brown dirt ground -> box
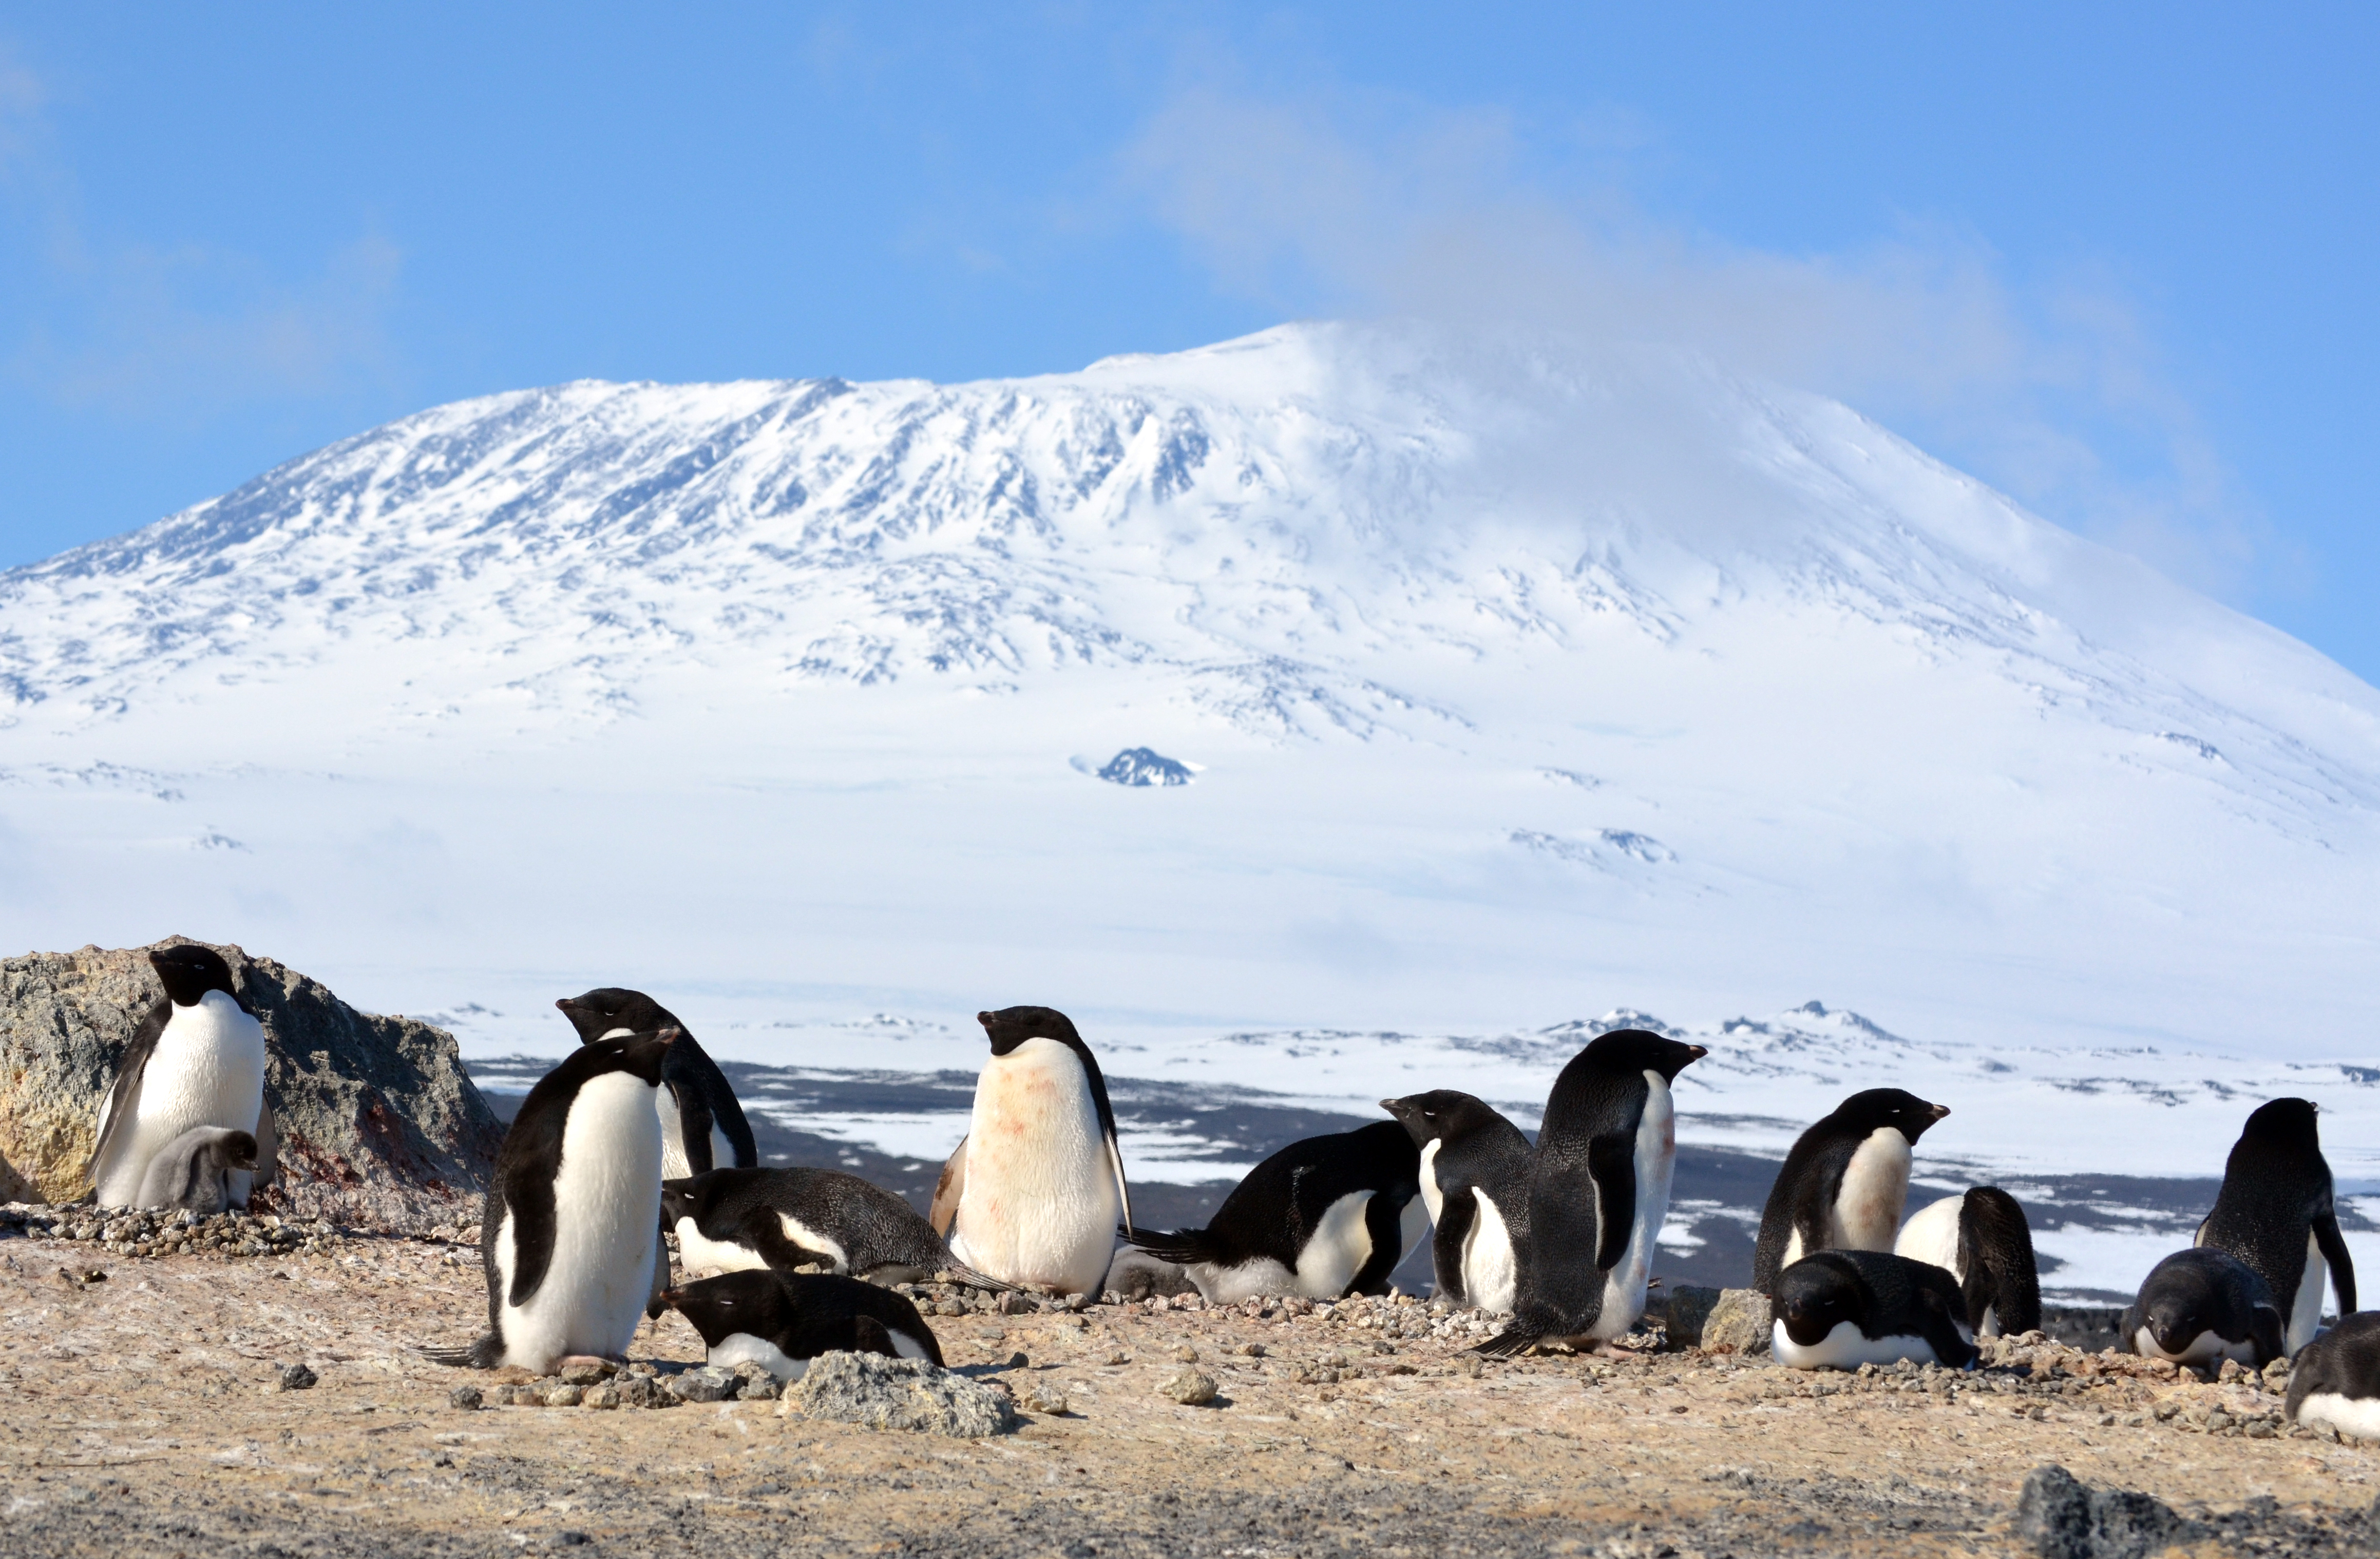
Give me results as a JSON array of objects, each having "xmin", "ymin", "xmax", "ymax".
[{"xmin": 1, "ymin": 1233, "xmax": 2374, "ymax": 1557}]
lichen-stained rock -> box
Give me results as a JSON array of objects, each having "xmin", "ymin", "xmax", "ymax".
[
  {"xmin": 1699, "ymin": 1288, "xmax": 1773, "ymax": 1355},
  {"xmin": 0, "ymin": 936, "xmax": 503, "ymax": 1229},
  {"xmin": 778, "ymin": 1351, "xmax": 1021, "ymax": 1437}
]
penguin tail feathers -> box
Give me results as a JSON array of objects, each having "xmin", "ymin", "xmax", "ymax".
[
  {"xmin": 945, "ymin": 1264, "xmax": 1022, "ymax": 1295},
  {"xmin": 1469, "ymin": 1327, "xmax": 1536, "ymax": 1359},
  {"xmin": 416, "ymin": 1335, "xmax": 504, "ymax": 1370},
  {"xmin": 1120, "ymin": 1227, "xmax": 1217, "ymax": 1267}
]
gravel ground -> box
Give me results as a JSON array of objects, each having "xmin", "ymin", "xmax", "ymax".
[{"xmin": 2, "ymin": 1231, "xmax": 2376, "ymax": 1557}]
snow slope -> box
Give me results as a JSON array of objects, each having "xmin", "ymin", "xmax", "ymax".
[{"xmin": 2, "ymin": 320, "xmax": 2375, "ymax": 1216}]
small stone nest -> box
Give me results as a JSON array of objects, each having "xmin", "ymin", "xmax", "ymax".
[
  {"xmin": 456, "ymin": 1352, "xmax": 1023, "ymax": 1437},
  {"xmin": 892, "ymin": 1277, "xmax": 1090, "ymax": 1317},
  {"xmin": 1, "ymin": 1202, "xmax": 341, "ymax": 1259}
]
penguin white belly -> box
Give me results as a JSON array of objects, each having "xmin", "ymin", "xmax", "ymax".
[
  {"xmin": 1187, "ymin": 1257, "xmax": 1298, "ymax": 1304},
  {"xmin": 1590, "ymin": 1071, "xmax": 1675, "ymax": 1341},
  {"xmin": 1463, "ymin": 1189, "xmax": 1520, "ymax": 1314},
  {"xmin": 948, "ymin": 1038, "xmax": 1119, "ymax": 1295},
  {"xmin": 2288, "ymin": 1232, "xmax": 2327, "ymax": 1354},
  {"xmin": 710, "ymin": 1333, "xmax": 809, "ymax": 1379},
  {"xmin": 1893, "ymin": 1195, "xmax": 1966, "ymax": 1277},
  {"xmin": 96, "ymin": 993, "xmax": 267, "ymax": 1208},
  {"xmin": 497, "ymin": 1072, "xmax": 663, "ymax": 1371},
  {"xmin": 1292, "ymin": 1190, "xmax": 1379, "ymax": 1298},
  {"xmin": 1416, "ymin": 1140, "xmax": 1445, "ymax": 1224},
  {"xmin": 781, "ymin": 1214, "xmax": 849, "ymax": 1273},
  {"xmin": 2294, "ymin": 1392, "xmax": 2380, "ymax": 1441},
  {"xmin": 674, "ymin": 1217, "xmax": 767, "ymax": 1276},
  {"xmin": 2131, "ymin": 1326, "xmax": 2256, "ymax": 1368},
  {"xmin": 1829, "ymin": 1129, "xmax": 1912, "ymax": 1252},
  {"xmin": 1774, "ymin": 1319, "xmax": 1949, "ymax": 1371}
]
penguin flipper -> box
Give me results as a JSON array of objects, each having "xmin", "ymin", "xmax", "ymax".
[
  {"xmin": 737, "ymin": 1207, "xmax": 840, "ymax": 1275},
  {"xmin": 644, "ymin": 1222, "xmax": 672, "ymax": 1320},
  {"xmin": 1344, "ymin": 1191, "xmax": 1408, "ymax": 1297},
  {"xmin": 88, "ymin": 996, "xmax": 168, "ymax": 1200},
  {"xmin": 1914, "ymin": 1287, "xmax": 1978, "ymax": 1370},
  {"xmin": 928, "ymin": 1137, "xmax": 967, "ymax": 1237},
  {"xmin": 1431, "ymin": 1190, "xmax": 1478, "ymax": 1307},
  {"xmin": 1104, "ymin": 1129, "xmax": 1134, "ymax": 1245},
  {"xmin": 250, "ymin": 1095, "xmax": 279, "ymax": 1195},
  {"xmin": 851, "ymin": 1315, "xmax": 899, "ymax": 1359},
  {"xmin": 1587, "ymin": 1132, "xmax": 1638, "ymax": 1272},
  {"xmin": 2250, "ymin": 1303, "xmax": 2287, "ymax": 1367},
  {"xmin": 2314, "ymin": 1210, "xmax": 2356, "ymax": 1316}
]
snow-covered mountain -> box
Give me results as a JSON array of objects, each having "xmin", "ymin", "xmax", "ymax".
[{"xmin": 3, "ymin": 321, "xmax": 2376, "ymax": 1209}]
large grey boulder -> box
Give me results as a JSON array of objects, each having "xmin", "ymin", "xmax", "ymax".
[
  {"xmin": 777, "ymin": 1351, "xmax": 1020, "ymax": 1437},
  {"xmin": 0, "ymin": 937, "xmax": 502, "ymax": 1230}
]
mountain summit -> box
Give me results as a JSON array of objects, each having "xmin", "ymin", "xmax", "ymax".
[{"xmin": 0, "ymin": 322, "xmax": 2373, "ymax": 1058}]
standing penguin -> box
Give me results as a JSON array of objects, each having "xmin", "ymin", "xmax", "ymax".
[
  {"xmin": 1751, "ymin": 1089, "xmax": 1950, "ymax": 1293},
  {"xmin": 436, "ymin": 1031, "xmax": 677, "ymax": 1373},
  {"xmin": 1476, "ymin": 1029, "xmax": 1707, "ymax": 1356},
  {"xmin": 2196, "ymin": 1098, "xmax": 2356, "ymax": 1354},
  {"xmin": 2120, "ymin": 1247, "xmax": 2285, "ymax": 1368},
  {"xmin": 555, "ymin": 988, "xmax": 757, "ymax": 1179},
  {"xmin": 1126, "ymin": 1120, "xmax": 1425, "ymax": 1303},
  {"xmin": 89, "ymin": 944, "xmax": 277, "ymax": 1209},
  {"xmin": 1381, "ymin": 1090, "xmax": 1533, "ymax": 1313},
  {"xmin": 1893, "ymin": 1187, "xmax": 2042, "ymax": 1338},
  {"xmin": 929, "ymin": 1005, "xmax": 1131, "ymax": 1297}
]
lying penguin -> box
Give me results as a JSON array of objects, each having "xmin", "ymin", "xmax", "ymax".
[
  {"xmin": 1381, "ymin": 1090, "xmax": 1532, "ymax": 1314},
  {"xmin": 662, "ymin": 1269, "xmax": 943, "ymax": 1379},
  {"xmin": 135, "ymin": 1127, "xmax": 257, "ymax": 1215},
  {"xmin": 2198, "ymin": 1098, "xmax": 2356, "ymax": 1354},
  {"xmin": 1893, "ymin": 1186, "xmax": 2042, "ymax": 1338},
  {"xmin": 2285, "ymin": 1311, "xmax": 2380, "ymax": 1440},
  {"xmin": 663, "ymin": 1167, "xmax": 1009, "ymax": 1289},
  {"xmin": 1127, "ymin": 1120, "xmax": 1425, "ymax": 1303},
  {"xmin": 2120, "ymin": 1247, "xmax": 2284, "ymax": 1369},
  {"xmin": 1753, "ymin": 1089, "xmax": 1950, "ymax": 1293},
  {"xmin": 1770, "ymin": 1249, "xmax": 1978, "ymax": 1371}
]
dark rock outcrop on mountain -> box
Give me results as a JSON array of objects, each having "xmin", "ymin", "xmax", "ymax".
[{"xmin": 0, "ymin": 937, "xmax": 503, "ymax": 1230}]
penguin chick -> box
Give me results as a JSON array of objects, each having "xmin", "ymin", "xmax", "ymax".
[
  {"xmin": 2197, "ymin": 1098, "xmax": 2356, "ymax": 1354},
  {"xmin": 662, "ymin": 1268, "xmax": 943, "ymax": 1378},
  {"xmin": 2286, "ymin": 1311, "xmax": 2380, "ymax": 1440},
  {"xmin": 1127, "ymin": 1120, "xmax": 1424, "ymax": 1303},
  {"xmin": 1476, "ymin": 1029, "xmax": 1707, "ymax": 1356},
  {"xmin": 133, "ymin": 1127, "xmax": 257, "ymax": 1214},
  {"xmin": 662, "ymin": 1166, "xmax": 1010, "ymax": 1289},
  {"xmin": 1381, "ymin": 1090, "xmax": 1532, "ymax": 1313},
  {"xmin": 1771, "ymin": 1249, "xmax": 1978, "ymax": 1371},
  {"xmin": 2120, "ymin": 1247, "xmax": 2286, "ymax": 1369},
  {"xmin": 1893, "ymin": 1187, "xmax": 2042, "ymax": 1338},
  {"xmin": 1752, "ymin": 1088, "xmax": 1950, "ymax": 1293}
]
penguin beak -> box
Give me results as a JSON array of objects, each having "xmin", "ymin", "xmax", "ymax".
[
  {"xmin": 1929, "ymin": 1104, "xmax": 1951, "ymax": 1120},
  {"xmin": 1685, "ymin": 1045, "xmax": 1708, "ymax": 1060},
  {"xmin": 661, "ymin": 1287, "xmax": 688, "ymax": 1310}
]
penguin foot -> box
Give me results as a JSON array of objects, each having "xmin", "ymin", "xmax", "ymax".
[{"xmin": 557, "ymin": 1353, "xmax": 627, "ymax": 1372}]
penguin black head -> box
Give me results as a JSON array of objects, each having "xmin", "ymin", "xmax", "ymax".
[
  {"xmin": 556, "ymin": 987, "xmax": 683, "ymax": 1043},
  {"xmin": 1579, "ymin": 1028, "xmax": 1708, "ymax": 1082},
  {"xmin": 977, "ymin": 1005, "xmax": 1084, "ymax": 1058},
  {"xmin": 1829, "ymin": 1088, "xmax": 1950, "ymax": 1145},
  {"xmin": 661, "ymin": 1168, "xmax": 754, "ymax": 1231},
  {"xmin": 2239, "ymin": 1097, "xmax": 2320, "ymax": 1148},
  {"xmin": 218, "ymin": 1129, "xmax": 259, "ymax": 1171},
  {"xmin": 1380, "ymin": 1089, "xmax": 1505, "ymax": 1144},
  {"xmin": 589, "ymin": 1027, "xmax": 678, "ymax": 1086},
  {"xmin": 1774, "ymin": 1252, "xmax": 1869, "ymax": 1347},
  {"xmin": 147, "ymin": 944, "xmax": 245, "ymax": 1011},
  {"xmin": 662, "ymin": 1269, "xmax": 793, "ymax": 1349}
]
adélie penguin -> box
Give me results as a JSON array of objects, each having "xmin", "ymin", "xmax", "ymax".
[
  {"xmin": 930, "ymin": 1005, "xmax": 1132, "ymax": 1297},
  {"xmin": 1381, "ymin": 1090, "xmax": 1533, "ymax": 1314},
  {"xmin": 1892, "ymin": 1187, "xmax": 2042, "ymax": 1338},
  {"xmin": 89, "ymin": 943, "xmax": 277, "ymax": 1209},
  {"xmin": 662, "ymin": 1268, "xmax": 943, "ymax": 1379},
  {"xmin": 662, "ymin": 1166, "xmax": 1010, "ymax": 1289},
  {"xmin": 1770, "ymin": 1249, "xmax": 1979, "ymax": 1371},
  {"xmin": 2284, "ymin": 1311, "xmax": 2380, "ymax": 1440},
  {"xmin": 2119, "ymin": 1247, "xmax": 2286, "ymax": 1369},
  {"xmin": 1127, "ymin": 1120, "xmax": 1425, "ymax": 1303},
  {"xmin": 1476, "ymin": 1030, "xmax": 1706, "ymax": 1356},
  {"xmin": 2196, "ymin": 1098, "xmax": 2356, "ymax": 1354},
  {"xmin": 555, "ymin": 988, "xmax": 757, "ymax": 1179},
  {"xmin": 1752, "ymin": 1089, "xmax": 1950, "ymax": 1292},
  {"xmin": 433, "ymin": 1031, "xmax": 677, "ymax": 1373}
]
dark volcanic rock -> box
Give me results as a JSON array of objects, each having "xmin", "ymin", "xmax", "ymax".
[
  {"xmin": 2016, "ymin": 1464, "xmax": 2198, "ymax": 1559},
  {"xmin": 0, "ymin": 937, "xmax": 502, "ymax": 1229}
]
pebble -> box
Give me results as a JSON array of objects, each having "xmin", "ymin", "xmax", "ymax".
[
  {"xmin": 1173, "ymin": 1344, "xmax": 1200, "ymax": 1363},
  {"xmin": 1162, "ymin": 1370, "xmax": 1220, "ymax": 1406},
  {"xmin": 449, "ymin": 1385, "xmax": 484, "ymax": 1411},
  {"xmin": 2, "ymin": 1202, "xmax": 342, "ymax": 1260},
  {"xmin": 1024, "ymin": 1383, "xmax": 1069, "ymax": 1415},
  {"xmin": 277, "ymin": 1363, "xmax": 319, "ymax": 1392}
]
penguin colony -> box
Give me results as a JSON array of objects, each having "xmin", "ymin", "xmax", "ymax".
[{"xmin": 72, "ymin": 953, "xmax": 2379, "ymax": 1435}]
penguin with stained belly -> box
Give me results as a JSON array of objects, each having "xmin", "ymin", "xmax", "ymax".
[
  {"xmin": 1893, "ymin": 1186, "xmax": 2042, "ymax": 1338},
  {"xmin": 1751, "ymin": 1089, "xmax": 1950, "ymax": 1294},
  {"xmin": 1125, "ymin": 1120, "xmax": 1425, "ymax": 1303},
  {"xmin": 432, "ymin": 1031, "xmax": 677, "ymax": 1373},
  {"xmin": 1381, "ymin": 1090, "xmax": 1533, "ymax": 1313},
  {"xmin": 2196, "ymin": 1098, "xmax": 2356, "ymax": 1354},
  {"xmin": 929, "ymin": 1006, "xmax": 1131, "ymax": 1297},
  {"xmin": 554, "ymin": 988, "xmax": 757, "ymax": 1178},
  {"xmin": 1475, "ymin": 1030, "xmax": 1707, "ymax": 1355},
  {"xmin": 89, "ymin": 943, "xmax": 277, "ymax": 1209}
]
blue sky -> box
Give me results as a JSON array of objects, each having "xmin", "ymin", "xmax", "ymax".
[{"xmin": 2, "ymin": 5, "xmax": 2374, "ymax": 679}]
